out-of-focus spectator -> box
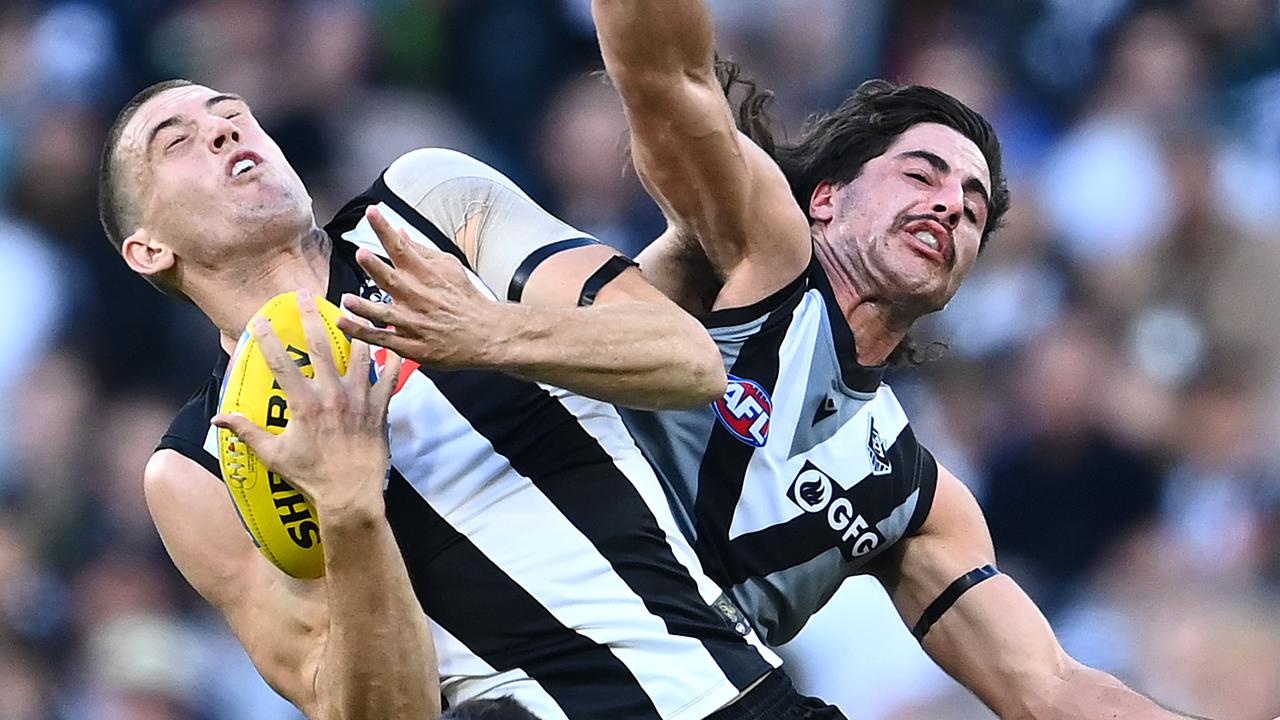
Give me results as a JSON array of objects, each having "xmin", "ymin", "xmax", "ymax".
[
  {"xmin": 981, "ymin": 318, "xmax": 1164, "ymax": 615},
  {"xmin": 4, "ymin": 1, "xmax": 1280, "ymax": 719},
  {"xmin": 536, "ymin": 74, "xmax": 662, "ymax": 254}
]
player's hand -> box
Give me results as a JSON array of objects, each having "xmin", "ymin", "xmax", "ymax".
[
  {"xmin": 337, "ymin": 206, "xmax": 505, "ymax": 371},
  {"xmin": 212, "ymin": 289, "xmax": 402, "ymax": 521}
]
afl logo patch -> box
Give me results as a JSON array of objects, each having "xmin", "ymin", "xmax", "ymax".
[{"xmin": 714, "ymin": 375, "xmax": 772, "ymax": 447}]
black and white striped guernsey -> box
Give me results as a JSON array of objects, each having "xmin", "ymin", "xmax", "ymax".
[
  {"xmin": 620, "ymin": 257, "xmax": 939, "ymax": 646},
  {"xmin": 157, "ymin": 149, "xmax": 781, "ymax": 719}
]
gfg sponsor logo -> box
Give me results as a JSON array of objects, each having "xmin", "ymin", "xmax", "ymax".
[{"xmin": 786, "ymin": 462, "xmax": 882, "ymax": 560}]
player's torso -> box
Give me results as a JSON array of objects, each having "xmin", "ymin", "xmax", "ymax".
[
  {"xmin": 330, "ymin": 191, "xmax": 779, "ymax": 718},
  {"xmin": 621, "ymin": 260, "xmax": 937, "ymax": 646},
  {"xmin": 171, "ymin": 166, "xmax": 781, "ymax": 720}
]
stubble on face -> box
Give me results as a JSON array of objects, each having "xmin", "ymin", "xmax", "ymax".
[
  {"xmin": 821, "ymin": 123, "xmax": 990, "ymax": 321},
  {"xmin": 118, "ymin": 85, "xmax": 315, "ymax": 271}
]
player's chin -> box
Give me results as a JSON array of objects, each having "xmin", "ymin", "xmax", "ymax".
[{"xmin": 889, "ymin": 275, "xmax": 952, "ymax": 314}]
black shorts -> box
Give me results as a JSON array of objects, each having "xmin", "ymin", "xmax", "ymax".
[{"xmin": 707, "ymin": 670, "xmax": 847, "ymax": 720}]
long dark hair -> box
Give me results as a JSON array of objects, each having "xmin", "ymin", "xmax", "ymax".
[
  {"xmin": 714, "ymin": 59, "xmax": 1009, "ymax": 365},
  {"xmin": 714, "ymin": 58, "xmax": 1010, "ymax": 248}
]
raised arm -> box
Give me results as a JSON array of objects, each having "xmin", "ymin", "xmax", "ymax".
[
  {"xmin": 150, "ymin": 305, "xmax": 438, "ymax": 720},
  {"xmin": 338, "ymin": 149, "xmax": 727, "ymax": 410},
  {"xmin": 592, "ymin": 0, "xmax": 812, "ymax": 305},
  {"xmin": 873, "ymin": 465, "xmax": 1207, "ymax": 720}
]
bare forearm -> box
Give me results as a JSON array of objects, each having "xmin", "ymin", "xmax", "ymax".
[
  {"xmin": 592, "ymin": 0, "xmax": 715, "ymax": 86},
  {"xmin": 487, "ymin": 301, "xmax": 726, "ymax": 410},
  {"xmin": 315, "ymin": 505, "xmax": 439, "ymax": 720},
  {"xmin": 1023, "ymin": 664, "xmax": 1208, "ymax": 720}
]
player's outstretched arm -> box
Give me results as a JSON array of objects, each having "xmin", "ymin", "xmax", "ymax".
[
  {"xmin": 211, "ymin": 291, "xmax": 438, "ymax": 720},
  {"xmin": 337, "ymin": 150, "xmax": 728, "ymax": 410},
  {"xmin": 872, "ymin": 465, "xmax": 1209, "ymax": 720},
  {"xmin": 591, "ymin": 0, "xmax": 811, "ymax": 304}
]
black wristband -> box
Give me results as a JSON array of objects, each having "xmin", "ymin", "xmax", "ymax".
[
  {"xmin": 911, "ymin": 564, "xmax": 1000, "ymax": 642},
  {"xmin": 578, "ymin": 255, "xmax": 638, "ymax": 307}
]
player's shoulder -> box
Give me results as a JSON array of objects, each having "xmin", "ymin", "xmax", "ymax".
[
  {"xmin": 144, "ymin": 448, "xmax": 211, "ymax": 488},
  {"xmin": 155, "ymin": 356, "xmax": 225, "ymax": 478},
  {"xmin": 383, "ymin": 147, "xmax": 517, "ymax": 200}
]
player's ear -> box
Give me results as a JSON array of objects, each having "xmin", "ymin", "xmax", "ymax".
[
  {"xmin": 121, "ymin": 228, "xmax": 176, "ymax": 278},
  {"xmin": 809, "ymin": 181, "xmax": 836, "ymax": 224}
]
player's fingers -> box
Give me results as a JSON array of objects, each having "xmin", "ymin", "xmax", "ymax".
[
  {"xmin": 335, "ymin": 312, "xmax": 410, "ymax": 352},
  {"xmin": 297, "ymin": 289, "xmax": 339, "ymax": 384},
  {"xmin": 354, "ymin": 247, "xmax": 401, "ymax": 294},
  {"xmin": 252, "ymin": 317, "xmax": 309, "ymax": 398},
  {"xmin": 339, "ymin": 293, "xmax": 398, "ymax": 327},
  {"xmin": 366, "ymin": 207, "xmax": 420, "ymax": 271},
  {"xmin": 345, "ymin": 332, "xmax": 372, "ymax": 390},
  {"xmin": 371, "ymin": 350, "xmax": 403, "ymax": 409},
  {"xmin": 212, "ymin": 412, "xmax": 278, "ymax": 465}
]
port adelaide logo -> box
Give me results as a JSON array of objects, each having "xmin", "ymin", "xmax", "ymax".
[
  {"xmin": 867, "ymin": 416, "xmax": 892, "ymax": 476},
  {"xmin": 714, "ymin": 375, "xmax": 772, "ymax": 447}
]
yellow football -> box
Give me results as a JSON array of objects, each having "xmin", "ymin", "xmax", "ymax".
[{"xmin": 217, "ymin": 291, "xmax": 351, "ymax": 579}]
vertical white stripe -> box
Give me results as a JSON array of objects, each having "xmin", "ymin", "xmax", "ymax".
[
  {"xmin": 434, "ymin": 624, "xmax": 572, "ymax": 720},
  {"xmin": 727, "ymin": 293, "xmax": 914, "ymax": 540},
  {"xmin": 554, "ymin": 388, "xmax": 783, "ymax": 671},
  {"xmin": 728, "ymin": 292, "xmax": 824, "ymax": 540},
  {"xmin": 387, "ymin": 377, "xmax": 747, "ymax": 718}
]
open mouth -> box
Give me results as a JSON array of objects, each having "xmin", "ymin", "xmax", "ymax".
[
  {"xmin": 226, "ymin": 150, "xmax": 264, "ymax": 179},
  {"xmin": 900, "ymin": 218, "xmax": 952, "ymax": 266}
]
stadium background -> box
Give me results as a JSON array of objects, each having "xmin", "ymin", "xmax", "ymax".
[{"xmin": 1, "ymin": 0, "xmax": 1279, "ymax": 717}]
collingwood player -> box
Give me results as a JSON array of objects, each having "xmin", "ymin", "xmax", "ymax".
[
  {"xmin": 581, "ymin": 2, "xmax": 1208, "ymax": 718},
  {"xmin": 100, "ymin": 80, "xmax": 847, "ymax": 719}
]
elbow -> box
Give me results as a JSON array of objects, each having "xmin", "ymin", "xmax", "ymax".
[
  {"xmin": 690, "ymin": 346, "xmax": 728, "ymax": 406},
  {"xmin": 659, "ymin": 324, "xmax": 727, "ymax": 410},
  {"xmin": 1001, "ymin": 659, "xmax": 1087, "ymax": 720}
]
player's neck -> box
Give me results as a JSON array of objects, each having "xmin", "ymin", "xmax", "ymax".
[
  {"xmin": 813, "ymin": 238, "xmax": 914, "ymax": 367},
  {"xmin": 189, "ymin": 226, "xmax": 333, "ymax": 355}
]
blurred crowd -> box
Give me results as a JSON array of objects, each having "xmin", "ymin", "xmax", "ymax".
[{"xmin": 1, "ymin": 1, "xmax": 1278, "ymax": 718}]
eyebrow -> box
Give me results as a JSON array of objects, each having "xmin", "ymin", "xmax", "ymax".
[
  {"xmin": 897, "ymin": 149, "xmax": 991, "ymax": 213},
  {"xmin": 146, "ymin": 116, "xmax": 184, "ymax": 154},
  {"xmin": 204, "ymin": 93, "xmax": 244, "ymax": 109},
  {"xmin": 145, "ymin": 94, "xmax": 246, "ymax": 154}
]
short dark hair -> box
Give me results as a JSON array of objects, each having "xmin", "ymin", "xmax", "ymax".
[
  {"xmin": 715, "ymin": 61, "xmax": 1010, "ymax": 249},
  {"xmin": 441, "ymin": 697, "xmax": 542, "ymax": 720},
  {"xmin": 98, "ymin": 79, "xmax": 196, "ymax": 251},
  {"xmin": 98, "ymin": 79, "xmax": 196, "ymax": 297}
]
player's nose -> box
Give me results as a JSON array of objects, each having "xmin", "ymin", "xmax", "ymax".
[
  {"xmin": 930, "ymin": 181, "xmax": 964, "ymax": 230},
  {"xmin": 205, "ymin": 116, "xmax": 241, "ymax": 153}
]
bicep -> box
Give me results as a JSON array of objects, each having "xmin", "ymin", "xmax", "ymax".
[
  {"xmin": 519, "ymin": 244, "xmax": 657, "ymax": 309},
  {"xmin": 144, "ymin": 451, "xmax": 327, "ymax": 712},
  {"xmin": 877, "ymin": 464, "xmax": 1070, "ymax": 714},
  {"xmin": 619, "ymin": 74, "xmax": 811, "ymax": 297}
]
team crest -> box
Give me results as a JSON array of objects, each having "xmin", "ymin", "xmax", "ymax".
[
  {"xmin": 714, "ymin": 375, "xmax": 772, "ymax": 447},
  {"xmin": 712, "ymin": 593, "xmax": 753, "ymax": 637},
  {"xmin": 867, "ymin": 417, "xmax": 892, "ymax": 475}
]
